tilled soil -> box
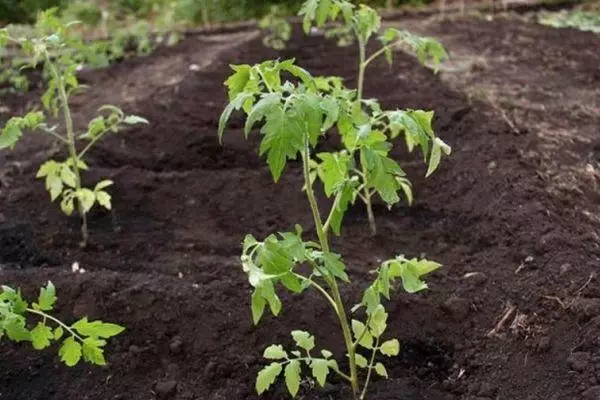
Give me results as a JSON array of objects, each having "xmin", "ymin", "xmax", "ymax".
[{"xmin": 1, "ymin": 16, "xmax": 599, "ymax": 400}]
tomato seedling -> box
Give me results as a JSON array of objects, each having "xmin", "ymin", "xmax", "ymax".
[
  {"xmin": 0, "ymin": 281, "xmax": 124, "ymax": 367},
  {"xmin": 219, "ymin": 2, "xmax": 451, "ymax": 399},
  {"xmin": 0, "ymin": 11, "xmax": 148, "ymax": 247}
]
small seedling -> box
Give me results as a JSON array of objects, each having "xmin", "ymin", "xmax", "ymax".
[
  {"xmin": 0, "ymin": 11, "xmax": 148, "ymax": 246},
  {"xmin": 219, "ymin": 2, "xmax": 451, "ymax": 399},
  {"xmin": 0, "ymin": 281, "xmax": 124, "ymax": 367},
  {"xmin": 259, "ymin": 6, "xmax": 292, "ymax": 50}
]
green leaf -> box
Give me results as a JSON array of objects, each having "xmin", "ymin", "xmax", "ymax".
[
  {"xmin": 36, "ymin": 160, "xmax": 59, "ymax": 178},
  {"xmin": 76, "ymin": 188, "xmax": 96, "ymax": 213},
  {"xmin": 59, "ymin": 337, "xmax": 82, "ymax": 367},
  {"xmin": 311, "ymin": 359, "xmax": 329, "ymax": 387},
  {"xmin": 60, "ymin": 195, "xmax": 75, "ymax": 215},
  {"xmin": 299, "ymin": 0, "xmax": 319, "ymax": 33},
  {"xmin": 60, "ymin": 165, "xmax": 77, "ymax": 188},
  {"xmin": 355, "ymin": 353, "xmax": 368, "ymax": 368},
  {"xmin": 0, "ymin": 120, "xmax": 23, "ymax": 150},
  {"xmin": 291, "ymin": 330, "xmax": 315, "ymax": 351},
  {"xmin": 123, "ymin": 115, "xmax": 149, "ymax": 125},
  {"xmin": 47, "ymin": 173, "xmax": 63, "ymax": 201},
  {"xmin": 4, "ymin": 314, "xmax": 30, "ymax": 342},
  {"xmin": 258, "ymin": 106, "xmax": 304, "ymax": 182},
  {"xmin": 426, "ymin": 137, "xmax": 451, "ymax": 177},
  {"xmin": 321, "ymin": 349, "xmax": 333, "ymax": 359},
  {"xmin": 317, "ymin": 152, "xmax": 350, "ymax": 197},
  {"xmin": 71, "ymin": 317, "xmax": 125, "ymax": 338},
  {"xmin": 218, "ymin": 92, "xmax": 254, "ymax": 144},
  {"xmin": 251, "ymin": 290, "xmax": 266, "ymax": 324},
  {"xmin": 33, "ymin": 281, "xmax": 56, "ymax": 311},
  {"xmin": 368, "ymin": 304, "xmax": 388, "ymax": 337},
  {"xmin": 30, "ymin": 322, "xmax": 54, "ymax": 350},
  {"xmin": 329, "ymin": 184, "xmax": 355, "ymax": 235},
  {"xmin": 320, "ymin": 252, "xmax": 349, "ymax": 282},
  {"xmin": 256, "ymin": 362, "xmax": 282, "ymax": 395},
  {"xmin": 263, "ymin": 344, "xmax": 288, "ymax": 360},
  {"xmin": 316, "ymin": 0, "xmax": 332, "ymax": 26},
  {"xmin": 96, "ymin": 191, "xmax": 112, "ymax": 210},
  {"xmin": 351, "ymin": 319, "xmax": 373, "ymax": 349},
  {"xmin": 245, "ymin": 93, "xmax": 282, "ymax": 137},
  {"xmin": 54, "ymin": 326, "xmax": 64, "ymax": 340},
  {"xmin": 82, "ymin": 337, "xmax": 107, "ymax": 365},
  {"xmin": 380, "ymin": 339, "xmax": 400, "ymax": 356},
  {"xmin": 87, "ymin": 116, "xmax": 106, "ymax": 138},
  {"xmin": 225, "ymin": 64, "xmax": 252, "ymax": 99},
  {"xmin": 285, "ymin": 360, "xmax": 301, "ymax": 397},
  {"xmin": 375, "ymin": 362, "xmax": 388, "ymax": 378}
]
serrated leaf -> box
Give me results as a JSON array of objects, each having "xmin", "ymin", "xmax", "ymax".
[
  {"xmin": 263, "ymin": 344, "xmax": 288, "ymax": 360},
  {"xmin": 218, "ymin": 92, "xmax": 254, "ymax": 144},
  {"xmin": 245, "ymin": 93, "xmax": 282, "ymax": 137},
  {"xmin": 355, "ymin": 353, "xmax": 368, "ymax": 368},
  {"xmin": 351, "ymin": 319, "xmax": 373, "ymax": 349},
  {"xmin": 0, "ymin": 119, "xmax": 23, "ymax": 150},
  {"xmin": 320, "ymin": 251, "xmax": 349, "ymax": 282},
  {"xmin": 36, "ymin": 160, "xmax": 59, "ymax": 178},
  {"xmin": 33, "ymin": 281, "xmax": 56, "ymax": 311},
  {"xmin": 30, "ymin": 322, "xmax": 54, "ymax": 350},
  {"xmin": 317, "ymin": 152, "xmax": 350, "ymax": 197},
  {"xmin": 4, "ymin": 314, "xmax": 30, "ymax": 342},
  {"xmin": 46, "ymin": 173, "xmax": 63, "ymax": 201},
  {"xmin": 59, "ymin": 337, "xmax": 82, "ymax": 367},
  {"xmin": 82, "ymin": 337, "xmax": 107, "ymax": 365},
  {"xmin": 375, "ymin": 362, "xmax": 388, "ymax": 378},
  {"xmin": 71, "ymin": 317, "xmax": 125, "ymax": 338},
  {"xmin": 256, "ymin": 362, "xmax": 282, "ymax": 395},
  {"xmin": 285, "ymin": 360, "xmax": 301, "ymax": 397},
  {"xmin": 380, "ymin": 339, "xmax": 400, "ymax": 356},
  {"xmin": 291, "ymin": 330, "xmax": 315, "ymax": 351},
  {"xmin": 311, "ymin": 359, "xmax": 329, "ymax": 387}
]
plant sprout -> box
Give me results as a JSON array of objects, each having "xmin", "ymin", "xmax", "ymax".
[{"xmin": 0, "ymin": 11, "xmax": 148, "ymax": 247}]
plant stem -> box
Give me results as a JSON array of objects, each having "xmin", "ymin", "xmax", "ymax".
[
  {"xmin": 301, "ymin": 135, "xmax": 360, "ymax": 399},
  {"xmin": 26, "ymin": 308, "xmax": 83, "ymax": 341},
  {"xmin": 357, "ymin": 40, "xmax": 377, "ymax": 236},
  {"xmin": 45, "ymin": 53, "xmax": 88, "ymax": 247},
  {"xmin": 360, "ymin": 336, "xmax": 380, "ymax": 400}
]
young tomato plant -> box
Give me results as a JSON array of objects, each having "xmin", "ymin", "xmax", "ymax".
[
  {"xmin": 290, "ymin": 0, "xmax": 451, "ymax": 235},
  {"xmin": 0, "ymin": 12, "xmax": 148, "ymax": 247},
  {"xmin": 1, "ymin": 281, "xmax": 124, "ymax": 367},
  {"xmin": 219, "ymin": 4, "xmax": 450, "ymax": 398}
]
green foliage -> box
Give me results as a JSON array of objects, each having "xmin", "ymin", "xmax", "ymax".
[
  {"xmin": 219, "ymin": 2, "xmax": 450, "ymax": 398},
  {"xmin": 259, "ymin": 6, "xmax": 292, "ymax": 50},
  {"xmin": 0, "ymin": 11, "xmax": 148, "ymax": 245},
  {"xmin": 0, "ymin": 282, "xmax": 124, "ymax": 367},
  {"xmin": 538, "ymin": 10, "xmax": 600, "ymax": 34}
]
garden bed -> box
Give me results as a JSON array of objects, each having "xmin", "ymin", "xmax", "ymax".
[{"xmin": 1, "ymin": 15, "xmax": 599, "ymax": 400}]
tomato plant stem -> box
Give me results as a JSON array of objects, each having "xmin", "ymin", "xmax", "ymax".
[
  {"xmin": 357, "ymin": 39, "xmax": 377, "ymax": 236},
  {"xmin": 46, "ymin": 52, "xmax": 88, "ymax": 247},
  {"xmin": 302, "ymin": 135, "xmax": 360, "ymax": 399}
]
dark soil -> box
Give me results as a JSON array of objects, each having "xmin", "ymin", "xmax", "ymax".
[{"xmin": 1, "ymin": 16, "xmax": 599, "ymax": 400}]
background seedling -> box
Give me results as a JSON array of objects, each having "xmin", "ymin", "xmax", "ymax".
[
  {"xmin": 0, "ymin": 281, "xmax": 124, "ymax": 367},
  {"xmin": 219, "ymin": 3, "xmax": 451, "ymax": 398},
  {"xmin": 263, "ymin": 0, "xmax": 450, "ymax": 235},
  {"xmin": 0, "ymin": 11, "xmax": 148, "ymax": 247}
]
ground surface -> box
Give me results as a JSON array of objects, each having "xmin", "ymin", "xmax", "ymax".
[{"xmin": 0, "ymin": 14, "xmax": 599, "ymax": 400}]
